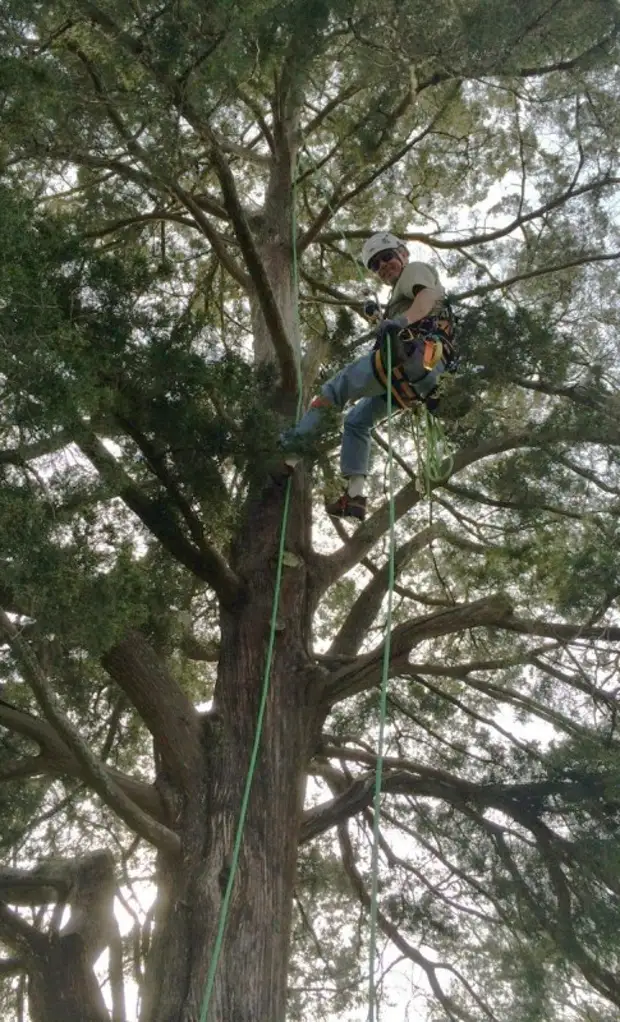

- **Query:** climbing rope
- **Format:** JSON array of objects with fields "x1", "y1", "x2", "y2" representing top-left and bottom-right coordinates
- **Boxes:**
[
  {"x1": 296, "y1": 153, "x2": 400, "y2": 1015},
  {"x1": 198, "y1": 177, "x2": 304, "y2": 1022},
  {"x1": 199, "y1": 147, "x2": 436, "y2": 1019},
  {"x1": 295, "y1": 150, "x2": 457, "y2": 1012},
  {"x1": 408, "y1": 405, "x2": 453, "y2": 497},
  {"x1": 367, "y1": 340, "x2": 396, "y2": 1022},
  {"x1": 293, "y1": 151, "x2": 400, "y2": 1016}
]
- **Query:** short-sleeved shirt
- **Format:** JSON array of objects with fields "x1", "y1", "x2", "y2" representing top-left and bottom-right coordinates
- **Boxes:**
[{"x1": 385, "y1": 262, "x2": 445, "y2": 319}]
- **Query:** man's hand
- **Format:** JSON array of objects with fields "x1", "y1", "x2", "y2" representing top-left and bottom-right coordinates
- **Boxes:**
[{"x1": 374, "y1": 315, "x2": 408, "y2": 347}]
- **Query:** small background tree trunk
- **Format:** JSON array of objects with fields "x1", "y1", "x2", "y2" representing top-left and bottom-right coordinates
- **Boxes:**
[{"x1": 28, "y1": 935, "x2": 110, "y2": 1022}]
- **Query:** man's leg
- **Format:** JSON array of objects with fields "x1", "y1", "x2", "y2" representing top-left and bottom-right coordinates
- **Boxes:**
[
  {"x1": 282, "y1": 353, "x2": 385, "y2": 455},
  {"x1": 340, "y1": 393, "x2": 389, "y2": 477},
  {"x1": 325, "y1": 393, "x2": 389, "y2": 521}
]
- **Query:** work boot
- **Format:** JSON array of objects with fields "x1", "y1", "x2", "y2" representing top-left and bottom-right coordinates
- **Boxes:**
[{"x1": 325, "y1": 492, "x2": 367, "y2": 522}]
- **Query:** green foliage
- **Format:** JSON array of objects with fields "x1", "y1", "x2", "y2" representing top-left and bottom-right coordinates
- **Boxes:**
[{"x1": 1, "y1": 1, "x2": 620, "y2": 1021}]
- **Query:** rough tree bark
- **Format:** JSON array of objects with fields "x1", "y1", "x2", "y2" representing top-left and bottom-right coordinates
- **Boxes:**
[
  {"x1": 0, "y1": 853, "x2": 121, "y2": 1022},
  {"x1": 136, "y1": 473, "x2": 319, "y2": 1022}
]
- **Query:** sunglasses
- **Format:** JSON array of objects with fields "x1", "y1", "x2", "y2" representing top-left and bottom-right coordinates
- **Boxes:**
[{"x1": 368, "y1": 249, "x2": 399, "y2": 272}]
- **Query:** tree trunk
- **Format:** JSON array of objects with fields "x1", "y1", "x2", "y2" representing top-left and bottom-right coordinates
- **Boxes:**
[
  {"x1": 251, "y1": 114, "x2": 300, "y2": 383},
  {"x1": 143, "y1": 481, "x2": 318, "y2": 1022},
  {"x1": 27, "y1": 934, "x2": 110, "y2": 1022}
]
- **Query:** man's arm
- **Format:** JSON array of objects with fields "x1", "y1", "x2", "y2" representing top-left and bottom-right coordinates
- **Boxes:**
[{"x1": 401, "y1": 287, "x2": 442, "y2": 324}]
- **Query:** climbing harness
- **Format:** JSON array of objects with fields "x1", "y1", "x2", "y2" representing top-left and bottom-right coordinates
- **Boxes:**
[{"x1": 371, "y1": 299, "x2": 458, "y2": 412}]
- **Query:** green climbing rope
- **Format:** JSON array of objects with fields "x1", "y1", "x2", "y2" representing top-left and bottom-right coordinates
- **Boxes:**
[
  {"x1": 292, "y1": 153, "x2": 398, "y2": 1017},
  {"x1": 290, "y1": 155, "x2": 451, "y2": 1014},
  {"x1": 198, "y1": 148, "x2": 405, "y2": 1020},
  {"x1": 408, "y1": 405, "x2": 453, "y2": 497},
  {"x1": 367, "y1": 339, "x2": 396, "y2": 1022},
  {"x1": 198, "y1": 176, "x2": 304, "y2": 1022}
]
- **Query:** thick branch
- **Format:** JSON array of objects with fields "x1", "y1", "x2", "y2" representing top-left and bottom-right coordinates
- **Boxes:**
[
  {"x1": 1, "y1": 852, "x2": 121, "y2": 982},
  {"x1": 203, "y1": 135, "x2": 299, "y2": 392},
  {"x1": 316, "y1": 411, "x2": 620, "y2": 590},
  {"x1": 328, "y1": 525, "x2": 438, "y2": 657},
  {"x1": 102, "y1": 631, "x2": 203, "y2": 791},
  {"x1": 324, "y1": 594, "x2": 514, "y2": 703},
  {"x1": 315, "y1": 429, "x2": 531, "y2": 589},
  {"x1": 516, "y1": 20, "x2": 620, "y2": 78},
  {"x1": 454, "y1": 249, "x2": 620, "y2": 300},
  {"x1": 0, "y1": 699, "x2": 167, "y2": 821},
  {"x1": 301, "y1": 87, "x2": 460, "y2": 252},
  {"x1": 84, "y1": 209, "x2": 198, "y2": 240},
  {"x1": 304, "y1": 759, "x2": 614, "y2": 842},
  {"x1": 501, "y1": 615, "x2": 620, "y2": 644},
  {"x1": 235, "y1": 86, "x2": 276, "y2": 154},
  {"x1": 317, "y1": 177, "x2": 620, "y2": 252},
  {"x1": 0, "y1": 431, "x2": 73, "y2": 466},
  {"x1": 0, "y1": 862, "x2": 73, "y2": 906},
  {"x1": 0, "y1": 957, "x2": 24, "y2": 977},
  {"x1": 115, "y1": 411, "x2": 228, "y2": 563},
  {"x1": 0, "y1": 902, "x2": 42, "y2": 957},
  {"x1": 78, "y1": 3, "x2": 297, "y2": 391},
  {"x1": 336, "y1": 824, "x2": 474, "y2": 1022},
  {"x1": 0, "y1": 755, "x2": 49, "y2": 782},
  {"x1": 0, "y1": 613, "x2": 180, "y2": 855},
  {"x1": 302, "y1": 83, "x2": 364, "y2": 137},
  {"x1": 69, "y1": 39, "x2": 250, "y2": 289}
]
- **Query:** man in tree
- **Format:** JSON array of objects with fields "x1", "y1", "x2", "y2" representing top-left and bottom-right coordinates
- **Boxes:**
[
  {"x1": 279, "y1": 232, "x2": 456, "y2": 521},
  {"x1": 3, "y1": 2, "x2": 620, "y2": 1020}
]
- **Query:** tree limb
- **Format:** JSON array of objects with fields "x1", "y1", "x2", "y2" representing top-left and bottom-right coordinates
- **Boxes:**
[
  {"x1": 114, "y1": 410, "x2": 229, "y2": 566},
  {"x1": 0, "y1": 431, "x2": 73, "y2": 466},
  {"x1": 0, "y1": 957, "x2": 24, "y2": 977},
  {"x1": 454, "y1": 249, "x2": 620, "y2": 301},
  {"x1": 0, "y1": 613, "x2": 180, "y2": 856},
  {"x1": 0, "y1": 901, "x2": 42, "y2": 957},
  {"x1": 200, "y1": 132, "x2": 299, "y2": 392},
  {"x1": 515, "y1": 19, "x2": 620, "y2": 78},
  {"x1": 301, "y1": 86, "x2": 460, "y2": 252},
  {"x1": 336, "y1": 823, "x2": 476, "y2": 1022},
  {"x1": 102, "y1": 631, "x2": 204, "y2": 792},
  {"x1": 316, "y1": 410, "x2": 620, "y2": 590},
  {"x1": 77, "y1": 3, "x2": 298, "y2": 391},
  {"x1": 304, "y1": 760, "x2": 616, "y2": 843},
  {"x1": 501, "y1": 615, "x2": 620, "y2": 644},
  {"x1": 0, "y1": 755, "x2": 49, "y2": 783},
  {"x1": 0, "y1": 863, "x2": 72, "y2": 906},
  {"x1": 66, "y1": 40, "x2": 251, "y2": 289},
  {"x1": 235, "y1": 86, "x2": 276, "y2": 154},
  {"x1": 327, "y1": 525, "x2": 438, "y2": 657},
  {"x1": 0, "y1": 698, "x2": 165, "y2": 820},
  {"x1": 324, "y1": 594, "x2": 514, "y2": 704},
  {"x1": 317, "y1": 177, "x2": 620, "y2": 252},
  {"x1": 301, "y1": 83, "x2": 364, "y2": 137},
  {"x1": 74, "y1": 424, "x2": 243, "y2": 610}
]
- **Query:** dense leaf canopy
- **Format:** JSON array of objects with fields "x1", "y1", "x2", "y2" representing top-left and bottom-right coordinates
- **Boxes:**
[{"x1": 1, "y1": 1, "x2": 620, "y2": 1020}]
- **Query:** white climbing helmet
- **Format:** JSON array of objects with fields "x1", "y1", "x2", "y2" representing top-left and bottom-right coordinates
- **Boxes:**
[{"x1": 361, "y1": 231, "x2": 406, "y2": 268}]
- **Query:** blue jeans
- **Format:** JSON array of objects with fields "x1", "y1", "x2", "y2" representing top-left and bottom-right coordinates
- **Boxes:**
[
  {"x1": 284, "y1": 345, "x2": 446, "y2": 477},
  {"x1": 283, "y1": 353, "x2": 390, "y2": 477}
]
